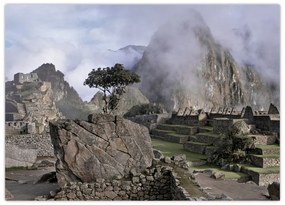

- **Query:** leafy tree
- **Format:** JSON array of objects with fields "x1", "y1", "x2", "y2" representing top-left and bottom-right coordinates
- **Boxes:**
[{"x1": 84, "y1": 63, "x2": 140, "y2": 114}]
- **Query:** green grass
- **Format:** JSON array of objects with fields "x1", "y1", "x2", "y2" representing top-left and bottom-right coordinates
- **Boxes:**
[
  {"x1": 191, "y1": 164, "x2": 248, "y2": 179},
  {"x1": 196, "y1": 132, "x2": 220, "y2": 137},
  {"x1": 199, "y1": 126, "x2": 213, "y2": 131},
  {"x1": 251, "y1": 154, "x2": 280, "y2": 158},
  {"x1": 168, "y1": 133, "x2": 189, "y2": 137},
  {"x1": 152, "y1": 129, "x2": 173, "y2": 133},
  {"x1": 151, "y1": 138, "x2": 207, "y2": 162},
  {"x1": 160, "y1": 124, "x2": 196, "y2": 129},
  {"x1": 5, "y1": 166, "x2": 37, "y2": 171},
  {"x1": 255, "y1": 144, "x2": 280, "y2": 149},
  {"x1": 152, "y1": 138, "x2": 250, "y2": 180},
  {"x1": 242, "y1": 164, "x2": 280, "y2": 174}
]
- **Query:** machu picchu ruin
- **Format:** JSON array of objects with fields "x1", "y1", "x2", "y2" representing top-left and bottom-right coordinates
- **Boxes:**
[
  {"x1": 5, "y1": 4, "x2": 280, "y2": 202},
  {"x1": 150, "y1": 104, "x2": 280, "y2": 187}
]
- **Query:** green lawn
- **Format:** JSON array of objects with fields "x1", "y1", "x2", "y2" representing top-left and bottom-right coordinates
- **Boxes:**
[
  {"x1": 151, "y1": 138, "x2": 248, "y2": 180},
  {"x1": 151, "y1": 138, "x2": 207, "y2": 162},
  {"x1": 255, "y1": 144, "x2": 280, "y2": 149},
  {"x1": 251, "y1": 154, "x2": 280, "y2": 158},
  {"x1": 241, "y1": 164, "x2": 280, "y2": 174},
  {"x1": 191, "y1": 164, "x2": 248, "y2": 179},
  {"x1": 160, "y1": 124, "x2": 196, "y2": 129}
]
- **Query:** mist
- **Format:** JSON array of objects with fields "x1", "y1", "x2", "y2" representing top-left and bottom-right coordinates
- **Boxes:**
[{"x1": 5, "y1": 5, "x2": 280, "y2": 104}]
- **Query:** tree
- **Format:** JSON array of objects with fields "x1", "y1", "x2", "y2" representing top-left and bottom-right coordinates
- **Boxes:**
[{"x1": 84, "y1": 63, "x2": 140, "y2": 114}]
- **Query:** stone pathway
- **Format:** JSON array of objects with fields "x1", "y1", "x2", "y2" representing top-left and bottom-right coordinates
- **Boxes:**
[
  {"x1": 195, "y1": 173, "x2": 269, "y2": 200},
  {"x1": 5, "y1": 167, "x2": 59, "y2": 200}
]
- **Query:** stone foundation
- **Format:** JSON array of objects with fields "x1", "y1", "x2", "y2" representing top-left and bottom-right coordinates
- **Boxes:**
[
  {"x1": 250, "y1": 155, "x2": 280, "y2": 168},
  {"x1": 5, "y1": 144, "x2": 38, "y2": 168},
  {"x1": 54, "y1": 165, "x2": 191, "y2": 200},
  {"x1": 183, "y1": 142, "x2": 208, "y2": 154},
  {"x1": 242, "y1": 169, "x2": 280, "y2": 187},
  {"x1": 127, "y1": 114, "x2": 170, "y2": 130}
]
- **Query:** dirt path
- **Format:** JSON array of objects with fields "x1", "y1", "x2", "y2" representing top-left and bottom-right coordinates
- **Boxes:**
[
  {"x1": 195, "y1": 173, "x2": 269, "y2": 200},
  {"x1": 5, "y1": 167, "x2": 59, "y2": 200}
]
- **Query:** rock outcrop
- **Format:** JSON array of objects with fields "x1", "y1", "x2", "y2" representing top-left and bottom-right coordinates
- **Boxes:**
[
  {"x1": 49, "y1": 114, "x2": 154, "y2": 187},
  {"x1": 267, "y1": 182, "x2": 280, "y2": 200},
  {"x1": 33, "y1": 63, "x2": 91, "y2": 120}
]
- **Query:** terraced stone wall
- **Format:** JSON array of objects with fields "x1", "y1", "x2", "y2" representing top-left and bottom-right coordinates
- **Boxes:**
[
  {"x1": 5, "y1": 134, "x2": 54, "y2": 157},
  {"x1": 54, "y1": 165, "x2": 191, "y2": 201},
  {"x1": 127, "y1": 114, "x2": 169, "y2": 130}
]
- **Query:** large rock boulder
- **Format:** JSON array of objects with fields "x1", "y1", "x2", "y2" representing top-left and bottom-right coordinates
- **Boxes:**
[
  {"x1": 50, "y1": 114, "x2": 154, "y2": 187},
  {"x1": 267, "y1": 182, "x2": 280, "y2": 200},
  {"x1": 231, "y1": 120, "x2": 251, "y2": 135}
]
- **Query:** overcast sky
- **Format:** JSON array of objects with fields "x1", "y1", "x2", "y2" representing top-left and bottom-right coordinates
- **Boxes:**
[{"x1": 5, "y1": 4, "x2": 280, "y2": 101}]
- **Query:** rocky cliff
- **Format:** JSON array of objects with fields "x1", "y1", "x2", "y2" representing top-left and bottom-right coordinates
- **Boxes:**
[
  {"x1": 134, "y1": 10, "x2": 277, "y2": 111},
  {"x1": 49, "y1": 114, "x2": 154, "y2": 187},
  {"x1": 33, "y1": 63, "x2": 91, "y2": 119}
]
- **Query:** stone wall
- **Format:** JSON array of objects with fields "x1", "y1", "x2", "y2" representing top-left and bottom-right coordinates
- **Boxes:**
[
  {"x1": 5, "y1": 134, "x2": 54, "y2": 157},
  {"x1": 212, "y1": 118, "x2": 233, "y2": 134},
  {"x1": 5, "y1": 121, "x2": 36, "y2": 135},
  {"x1": 126, "y1": 113, "x2": 170, "y2": 130},
  {"x1": 54, "y1": 165, "x2": 191, "y2": 200},
  {"x1": 14, "y1": 72, "x2": 39, "y2": 84},
  {"x1": 5, "y1": 144, "x2": 38, "y2": 168},
  {"x1": 254, "y1": 115, "x2": 271, "y2": 131}
]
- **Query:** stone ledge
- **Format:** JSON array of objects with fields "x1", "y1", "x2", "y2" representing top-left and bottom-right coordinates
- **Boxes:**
[
  {"x1": 250, "y1": 155, "x2": 280, "y2": 168},
  {"x1": 183, "y1": 142, "x2": 209, "y2": 154}
]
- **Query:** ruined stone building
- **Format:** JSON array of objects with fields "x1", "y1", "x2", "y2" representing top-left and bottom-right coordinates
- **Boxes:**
[
  {"x1": 170, "y1": 104, "x2": 279, "y2": 135},
  {"x1": 5, "y1": 72, "x2": 63, "y2": 134}
]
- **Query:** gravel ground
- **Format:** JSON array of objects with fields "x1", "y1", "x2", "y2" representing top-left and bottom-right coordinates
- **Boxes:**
[
  {"x1": 5, "y1": 167, "x2": 59, "y2": 200},
  {"x1": 195, "y1": 172, "x2": 269, "y2": 200}
]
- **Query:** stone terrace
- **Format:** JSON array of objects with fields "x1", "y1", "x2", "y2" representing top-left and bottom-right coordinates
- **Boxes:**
[{"x1": 150, "y1": 106, "x2": 280, "y2": 187}]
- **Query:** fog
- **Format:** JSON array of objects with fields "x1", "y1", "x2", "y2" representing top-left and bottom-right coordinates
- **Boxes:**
[{"x1": 5, "y1": 5, "x2": 280, "y2": 103}]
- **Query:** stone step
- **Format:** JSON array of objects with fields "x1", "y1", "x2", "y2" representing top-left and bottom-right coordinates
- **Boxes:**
[
  {"x1": 183, "y1": 141, "x2": 210, "y2": 154},
  {"x1": 205, "y1": 146, "x2": 218, "y2": 157},
  {"x1": 250, "y1": 154, "x2": 280, "y2": 168},
  {"x1": 198, "y1": 126, "x2": 213, "y2": 133},
  {"x1": 151, "y1": 129, "x2": 189, "y2": 144},
  {"x1": 240, "y1": 165, "x2": 280, "y2": 186},
  {"x1": 248, "y1": 134, "x2": 276, "y2": 145},
  {"x1": 156, "y1": 124, "x2": 198, "y2": 135},
  {"x1": 193, "y1": 133, "x2": 221, "y2": 145},
  {"x1": 151, "y1": 129, "x2": 172, "y2": 137},
  {"x1": 252, "y1": 144, "x2": 280, "y2": 155}
]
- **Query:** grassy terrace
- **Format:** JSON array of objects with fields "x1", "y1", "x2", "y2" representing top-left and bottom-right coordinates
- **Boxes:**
[
  {"x1": 159, "y1": 124, "x2": 196, "y2": 129},
  {"x1": 251, "y1": 154, "x2": 280, "y2": 158},
  {"x1": 196, "y1": 132, "x2": 220, "y2": 137},
  {"x1": 191, "y1": 164, "x2": 248, "y2": 179},
  {"x1": 198, "y1": 126, "x2": 214, "y2": 131},
  {"x1": 255, "y1": 144, "x2": 280, "y2": 149},
  {"x1": 241, "y1": 164, "x2": 280, "y2": 174},
  {"x1": 151, "y1": 138, "x2": 207, "y2": 162}
]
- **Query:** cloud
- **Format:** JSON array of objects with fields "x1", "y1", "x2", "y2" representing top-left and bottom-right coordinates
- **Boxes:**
[{"x1": 5, "y1": 4, "x2": 280, "y2": 102}]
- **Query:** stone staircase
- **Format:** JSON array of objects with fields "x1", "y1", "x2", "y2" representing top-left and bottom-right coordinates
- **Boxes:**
[{"x1": 241, "y1": 136, "x2": 280, "y2": 186}]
